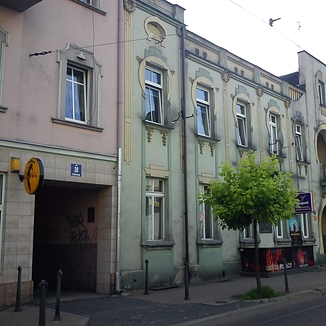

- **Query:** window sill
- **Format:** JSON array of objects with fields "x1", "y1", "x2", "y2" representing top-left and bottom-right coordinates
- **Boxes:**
[
  {"x1": 196, "y1": 134, "x2": 220, "y2": 143},
  {"x1": 198, "y1": 239, "x2": 223, "y2": 248},
  {"x1": 302, "y1": 237, "x2": 316, "y2": 244},
  {"x1": 143, "y1": 240, "x2": 174, "y2": 251},
  {"x1": 142, "y1": 120, "x2": 174, "y2": 131},
  {"x1": 0, "y1": 105, "x2": 8, "y2": 113},
  {"x1": 275, "y1": 237, "x2": 291, "y2": 245},
  {"x1": 71, "y1": 0, "x2": 106, "y2": 15},
  {"x1": 52, "y1": 118, "x2": 104, "y2": 132}
]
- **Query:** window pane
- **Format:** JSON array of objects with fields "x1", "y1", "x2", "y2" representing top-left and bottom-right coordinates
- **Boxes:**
[
  {"x1": 65, "y1": 80, "x2": 73, "y2": 119},
  {"x1": 197, "y1": 104, "x2": 209, "y2": 136},
  {"x1": 153, "y1": 197, "x2": 163, "y2": 240},
  {"x1": 236, "y1": 104, "x2": 245, "y2": 116},
  {"x1": 237, "y1": 118, "x2": 247, "y2": 146},
  {"x1": 0, "y1": 175, "x2": 2, "y2": 205},
  {"x1": 196, "y1": 89, "x2": 208, "y2": 102},
  {"x1": 204, "y1": 201, "x2": 213, "y2": 238},
  {"x1": 145, "y1": 87, "x2": 161, "y2": 123}
]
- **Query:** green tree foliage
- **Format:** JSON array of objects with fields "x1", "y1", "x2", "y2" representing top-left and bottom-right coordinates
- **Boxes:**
[{"x1": 199, "y1": 152, "x2": 298, "y2": 291}]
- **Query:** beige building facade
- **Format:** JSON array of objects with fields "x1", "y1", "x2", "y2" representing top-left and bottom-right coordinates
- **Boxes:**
[{"x1": 0, "y1": 0, "x2": 121, "y2": 306}]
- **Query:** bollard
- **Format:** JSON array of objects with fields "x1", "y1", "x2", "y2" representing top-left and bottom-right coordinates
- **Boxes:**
[
  {"x1": 38, "y1": 280, "x2": 48, "y2": 326},
  {"x1": 144, "y1": 259, "x2": 149, "y2": 295},
  {"x1": 184, "y1": 258, "x2": 189, "y2": 300},
  {"x1": 53, "y1": 269, "x2": 63, "y2": 321},
  {"x1": 283, "y1": 258, "x2": 289, "y2": 293},
  {"x1": 14, "y1": 266, "x2": 22, "y2": 312}
]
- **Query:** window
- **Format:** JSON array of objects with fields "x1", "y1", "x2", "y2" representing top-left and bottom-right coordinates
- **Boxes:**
[
  {"x1": 78, "y1": 0, "x2": 100, "y2": 8},
  {"x1": 145, "y1": 68, "x2": 163, "y2": 124},
  {"x1": 0, "y1": 174, "x2": 4, "y2": 268},
  {"x1": 199, "y1": 186, "x2": 214, "y2": 239},
  {"x1": 243, "y1": 223, "x2": 253, "y2": 239},
  {"x1": 295, "y1": 124, "x2": 303, "y2": 161},
  {"x1": 236, "y1": 103, "x2": 248, "y2": 146},
  {"x1": 0, "y1": 27, "x2": 8, "y2": 107},
  {"x1": 197, "y1": 88, "x2": 210, "y2": 136},
  {"x1": 318, "y1": 80, "x2": 325, "y2": 106},
  {"x1": 65, "y1": 65, "x2": 87, "y2": 123},
  {"x1": 146, "y1": 178, "x2": 165, "y2": 240},
  {"x1": 56, "y1": 44, "x2": 102, "y2": 129},
  {"x1": 276, "y1": 221, "x2": 283, "y2": 238},
  {"x1": 269, "y1": 114, "x2": 279, "y2": 155},
  {"x1": 299, "y1": 214, "x2": 309, "y2": 238}
]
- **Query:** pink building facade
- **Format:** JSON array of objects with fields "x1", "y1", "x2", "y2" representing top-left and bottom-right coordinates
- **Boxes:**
[{"x1": 0, "y1": 0, "x2": 121, "y2": 306}]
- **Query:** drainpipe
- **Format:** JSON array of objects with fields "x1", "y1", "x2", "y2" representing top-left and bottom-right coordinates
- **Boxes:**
[
  {"x1": 115, "y1": 0, "x2": 124, "y2": 294},
  {"x1": 181, "y1": 24, "x2": 190, "y2": 300}
]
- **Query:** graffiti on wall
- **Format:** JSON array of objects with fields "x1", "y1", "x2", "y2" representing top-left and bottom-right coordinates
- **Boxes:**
[
  {"x1": 34, "y1": 225, "x2": 59, "y2": 242},
  {"x1": 66, "y1": 213, "x2": 98, "y2": 246}
]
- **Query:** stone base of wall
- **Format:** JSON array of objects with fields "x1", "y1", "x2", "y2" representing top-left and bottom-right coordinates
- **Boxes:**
[{"x1": 0, "y1": 281, "x2": 33, "y2": 308}]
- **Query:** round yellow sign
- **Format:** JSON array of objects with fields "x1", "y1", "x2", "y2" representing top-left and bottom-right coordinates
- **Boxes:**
[{"x1": 23, "y1": 158, "x2": 44, "y2": 195}]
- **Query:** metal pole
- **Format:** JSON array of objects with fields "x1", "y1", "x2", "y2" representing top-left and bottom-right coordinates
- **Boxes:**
[
  {"x1": 184, "y1": 259, "x2": 189, "y2": 300},
  {"x1": 38, "y1": 280, "x2": 48, "y2": 326},
  {"x1": 283, "y1": 258, "x2": 289, "y2": 293},
  {"x1": 14, "y1": 266, "x2": 22, "y2": 312},
  {"x1": 144, "y1": 259, "x2": 149, "y2": 295},
  {"x1": 54, "y1": 270, "x2": 63, "y2": 321}
]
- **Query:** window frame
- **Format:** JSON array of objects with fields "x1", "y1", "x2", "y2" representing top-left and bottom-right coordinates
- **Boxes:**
[
  {"x1": 55, "y1": 43, "x2": 103, "y2": 130},
  {"x1": 145, "y1": 67, "x2": 163, "y2": 125},
  {"x1": 0, "y1": 27, "x2": 9, "y2": 107},
  {"x1": 276, "y1": 221, "x2": 283, "y2": 239},
  {"x1": 146, "y1": 178, "x2": 165, "y2": 241},
  {"x1": 269, "y1": 113, "x2": 279, "y2": 155},
  {"x1": 0, "y1": 174, "x2": 4, "y2": 269},
  {"x1": 196, "y1": 87, "x2": 211, "y2": 137},
  {"x1": 295, "y1": 124, "x2": 304, "y2": 161},
  {"x1": 298, "y1": 213, "x2": 309, "y2": 239},
  {"x1": 243, "y1": 223, "x2": 253, "y2": 239},
  {"x1": 65, "y1": 65, "x2": 88, "y2": 123},
  {"x1": 199, "y1": 185, "x2": 214, "y2": 240},
  {"x1": 236, "y1": 102, "x2": 248, "y2": 146},
  {"x1": 318, "y1": 80, "x2": 326, "y2": 106}
]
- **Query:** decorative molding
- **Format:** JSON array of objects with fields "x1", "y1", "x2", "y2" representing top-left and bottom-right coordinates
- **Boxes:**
[
  {"x1": 198, "y1": 140, "x2": 205, "y2": 155},
  {"x1": 284, "y1": 98, "x2": 291, "y2": 108},
  {"x1": 124, "y1": 0, "x2": 136, "y2": 12},
  {"x1": 239, "y1": 150, "x2": 244, "y2": 158},
  {"x1": 146, "y1": 127, "x2": 154, "y2": 143},
  {"x1": 278, "y1": 159, "x2": 283, "y2": 171},
  {"x1": 221, "y1": 70, "x2": 230, "y2": 83},
  {"x1": 160, "y1": 130, "x2": 168, "y2": 146},
  {"x1": 256, "y1": 86, "x2": 264, "y2": 97},
  {"x1": 208, "y1": 142, "x2": 215, "y2": 157}
]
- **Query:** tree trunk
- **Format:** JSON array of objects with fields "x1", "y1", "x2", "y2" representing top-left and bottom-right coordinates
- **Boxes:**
[{"x1": 253, "y1": 220, "x2": 262, "y2": 292}]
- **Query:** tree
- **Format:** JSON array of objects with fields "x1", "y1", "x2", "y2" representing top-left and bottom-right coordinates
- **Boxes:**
[{"x1": 199, "y1": 152, "x2": 298, "y2": 291}]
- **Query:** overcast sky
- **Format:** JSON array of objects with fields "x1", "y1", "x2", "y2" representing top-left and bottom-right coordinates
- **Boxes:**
[{"x1": 174, "y1": 0, "x2": 324, "y2": 76}]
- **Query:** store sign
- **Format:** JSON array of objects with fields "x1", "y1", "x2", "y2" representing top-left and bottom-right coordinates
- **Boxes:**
[
  {"x1": 295, "y1": 192, "x2": 314, "y2": 213},
  {"x1": 23, "y1": 158, "x2": 44, "y2": 195},
  {"x1": 71, "y1": 164, "x2": 82, "y2": 177}
]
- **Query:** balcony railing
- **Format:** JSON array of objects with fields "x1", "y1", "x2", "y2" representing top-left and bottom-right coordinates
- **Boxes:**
[{"x1": 0, "y1": 0, "x2": 42, "y2": 12}]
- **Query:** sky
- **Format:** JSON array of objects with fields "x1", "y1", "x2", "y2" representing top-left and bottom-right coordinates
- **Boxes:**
[{"x1": 174, "y1": 0, "x2": 324, "y2": 76}]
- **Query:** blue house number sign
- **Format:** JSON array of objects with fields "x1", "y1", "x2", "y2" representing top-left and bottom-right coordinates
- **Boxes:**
[{"x1": 71, "y1": 164, "x2": 82, "y2": 177}]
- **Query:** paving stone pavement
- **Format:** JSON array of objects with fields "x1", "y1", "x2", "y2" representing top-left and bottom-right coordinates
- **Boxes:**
[{"x1": 1, "y1": 267, "x2": 326, "y2": 326}]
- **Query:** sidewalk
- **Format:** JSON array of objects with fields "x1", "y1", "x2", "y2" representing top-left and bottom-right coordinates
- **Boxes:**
[{"x1": 1, "y1": 267, "x2": 326, "y2": 326}]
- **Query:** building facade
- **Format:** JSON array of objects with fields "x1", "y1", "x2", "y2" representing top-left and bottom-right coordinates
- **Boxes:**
[
  {"x1": 118, "y1": 0, "x2": 317, "y2": 292},
  {"x1": 0, "y1": 0, "x2": 121, "y2": 306}
]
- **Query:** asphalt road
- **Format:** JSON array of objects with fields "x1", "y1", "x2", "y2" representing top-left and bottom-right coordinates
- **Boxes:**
[{"x1": 200, "y1": 295, "x2": 326, "y2": 326}]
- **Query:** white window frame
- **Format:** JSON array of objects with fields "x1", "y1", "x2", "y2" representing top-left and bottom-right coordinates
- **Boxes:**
[
  {"x1": 146, "y1": 178, "x2": 165, "y2": 241},
  {"x1": 299, "y1": 213, "x2": 309, "y2": 238},
  {"x1": 236, "y1": 103, "x2": 247, "y2": 146},
  {"x1": 145, "y1": 68, "x2": 163, "y2": 124},
  {"x1": 243, "y1": 223, "x2": 253, "y2": 239},
  {"x1": 200, "y1": 186, "x2": 214, "y2": 239},
  {"x1": 0, "y1": 174, "x2": 4, "y2": 269},
  {"x1": 0, "y1": 27, "x2": 8, "y2": 106},
  {"x1": 318, "y1": 80, "x2": 325, "y2": 106},
  {"x1": 196, "y1": 88, "x2": 211, "y2": 137},
  {"x1": 295, "y1": 124, "x2": 303, "y2": 161},
  {"x1": 78, "y1": 0, "x2": 101, "y2": 9},
  {"x1": 276, "y1": 221, "x2": 283, "y2": 238},
  {"x1": 269, "y1": 114, "x2": 279, "y2": 155},
  {"x1": 65, "y1": 65, "x2": 87, "y2": 123}
]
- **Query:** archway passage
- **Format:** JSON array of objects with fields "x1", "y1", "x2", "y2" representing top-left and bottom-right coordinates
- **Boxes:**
[{"x1": 32, "y1": 184, "x2": 99, "y2": 291}]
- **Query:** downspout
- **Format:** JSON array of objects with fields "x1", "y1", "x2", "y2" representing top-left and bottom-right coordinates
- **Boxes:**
[
  {"x1": 181, "y1": 24, "x2": 190, "y2": 300},
  {"x1": 115, "y1": 0, "x2": 124, "y2": 294}
]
